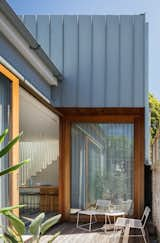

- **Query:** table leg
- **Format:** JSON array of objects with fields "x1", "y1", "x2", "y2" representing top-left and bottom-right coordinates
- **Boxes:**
[
  {"x1": 76, "y1": 213, "x2": 79, "y2": 228},
  {"x1": 89, "y1": 214, "x2": 92, "y2": 232},
  {"x1": 105, "y1": 214, "x2": 107, "y2": 233}
]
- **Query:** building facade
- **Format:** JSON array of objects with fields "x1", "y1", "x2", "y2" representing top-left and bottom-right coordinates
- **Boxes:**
[{"x1": 0, "y1": 0, "x2": 149, "y2": 223}]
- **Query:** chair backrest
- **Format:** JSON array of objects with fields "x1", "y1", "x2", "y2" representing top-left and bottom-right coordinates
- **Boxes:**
[
  {"x1": 96, "y1": 199, "x2": 111, "y2": 209},
  {"x1": 120, "y1": 200, "x2": 132, "y2": 214},
  {"x1": 141, "y1": 206, "x2": 151, "y2": 227}
]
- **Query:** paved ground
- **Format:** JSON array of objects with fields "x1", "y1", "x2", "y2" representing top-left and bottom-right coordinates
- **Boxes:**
[{"x1": 39, "y1": 222, "x2": 150, "y2": 243}]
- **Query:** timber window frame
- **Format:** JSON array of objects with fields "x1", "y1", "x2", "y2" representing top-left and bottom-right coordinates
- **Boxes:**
[
  {"x1": 0, "y1": 64, "x2": 19, "y2": 213},
  {"x1": 58, "y1": 108, "x2": 145, "y2": 220}
]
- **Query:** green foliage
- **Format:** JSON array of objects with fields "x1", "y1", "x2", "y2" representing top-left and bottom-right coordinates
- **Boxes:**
[
  {"x1": 0, "y1": 129, "x2": 61, "y2": 242},
  {"x1": 29, "y1": 213, "x2": 45, "y2": 239},
  {"x1": 0, "y1": 160, "x2": 29, "y2": 177},
  {"x1": 40, "y1": 214, "x2": 61, "y2": 235},
  {"x1": 149, "y1": 93, "x2": 160, "y2": 143},
  {"x1": 29, "y1": 213, "x2": 61, "y2": 242},
  {"x1": 3, "y1": 211, "x2": 25, "y2": 235}
]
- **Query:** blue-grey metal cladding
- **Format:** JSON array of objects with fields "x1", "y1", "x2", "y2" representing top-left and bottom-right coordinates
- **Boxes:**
[
  {"x1": 0, "y1": 33, "x2": 51, "y2": 100},
  {"x1": 21, "y1": 14, "x2": 148, "y2": 108}
]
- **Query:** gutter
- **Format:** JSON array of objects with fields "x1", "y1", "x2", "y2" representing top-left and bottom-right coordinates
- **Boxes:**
[
  {"x1": 0, "y1": 56, "x2": 50, "y2": 103},
  {"x1": 0, "y1": 0, "x2": 63, "y2": 84}
]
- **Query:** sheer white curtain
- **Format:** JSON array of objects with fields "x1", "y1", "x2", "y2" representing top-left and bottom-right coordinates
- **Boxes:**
[{"x1": 71, "y1": 123, "x2": 134, "y2": 213}]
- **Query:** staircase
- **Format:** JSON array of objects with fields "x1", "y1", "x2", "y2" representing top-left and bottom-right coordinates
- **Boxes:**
[{"x1": 19, "y1": 140, "x2": 59, "y2": 185}]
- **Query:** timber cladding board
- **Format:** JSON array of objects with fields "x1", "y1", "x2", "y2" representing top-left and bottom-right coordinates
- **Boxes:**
[{"x1": 58, "y1": 108, "x2": 145, "y2": 220}]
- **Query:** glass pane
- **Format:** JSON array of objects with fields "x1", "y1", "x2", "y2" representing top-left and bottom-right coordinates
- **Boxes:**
[
  {"x1": 19, "y1": 88, "x2": 59, "y2": 221},
  {"x1": 71, "y1": 123, "x2": 134, "y2": 215}
]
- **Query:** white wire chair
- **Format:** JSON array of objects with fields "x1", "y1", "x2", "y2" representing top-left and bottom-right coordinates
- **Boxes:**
[
  {"x1": 76, "y1": 199, "x2": 111, "y2": 232},
  {"x1": 114, "y1": 206, "x2": 151, "y2": 243}
]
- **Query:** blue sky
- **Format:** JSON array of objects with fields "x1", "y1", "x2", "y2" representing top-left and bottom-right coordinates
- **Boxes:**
[{"x1": 7, "y1": 0, "x2": 160, "y2": 99}]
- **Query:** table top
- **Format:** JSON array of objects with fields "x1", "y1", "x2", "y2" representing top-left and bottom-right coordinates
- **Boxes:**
[
  {"x1": 78, "y1": 209, "x2": 125, "y2": 216},
  {"x1": 105, "y1": 211, "x2": 125, "y2": 216}
]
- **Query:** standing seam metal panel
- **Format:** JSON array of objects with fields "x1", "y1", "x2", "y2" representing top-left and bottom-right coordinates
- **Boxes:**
[{"x1": 22, "y1": 15, "x2": 147, "y2": 108}]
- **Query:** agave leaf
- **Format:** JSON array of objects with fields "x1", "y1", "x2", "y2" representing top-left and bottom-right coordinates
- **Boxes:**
[
  {"x1": 0, "y1": 234, "x2": 9, "y2": 243},
  {"x1": 3, "y1": 231, "x2": 18, "y2": 243},
  {"x1": 0, "y1": 132, "x2": 23, "y2": 158},
  {"x1": 21, "y1": 216, "x2": 34, "y2": 222},
  {"x1": 0, "y1": 129, "x2": 8, "y2": 144},
  {"x1": 3, "y1": 211, "x2": 25, "y2": 235},
  {"x1": 29, "y1": 213, "x2": 45, "y2": 238},
  {"x1": 41, "y1": 214, "x2": 61, "y2": 235},
  {"x1": 7, "y1": 227, "x2": 20, "y2": 241},
  {"x1": 0, "y1": 205, "x2": 25, "y2": 214},
  {"x1": 0, "y1": 159, "x2": 29, "y2": 176},
  {"x1": 47, "y1": 231, "x2": 60, "y2": 243}
]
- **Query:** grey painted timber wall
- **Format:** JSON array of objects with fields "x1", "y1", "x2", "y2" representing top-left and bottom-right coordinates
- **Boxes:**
[{"x1": 21, "y1": 14, "x2": 148, "y2": 108}]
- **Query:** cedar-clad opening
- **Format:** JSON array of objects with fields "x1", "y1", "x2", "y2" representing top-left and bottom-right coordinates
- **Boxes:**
[{"x1": 58, "y1": 108, "x2": 144, "y2": 221}]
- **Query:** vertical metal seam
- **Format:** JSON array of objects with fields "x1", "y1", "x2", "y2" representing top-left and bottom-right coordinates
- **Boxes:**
[
  {"x1": 35, "y1": 15, "x2": 38, "y2": 42},
  {"x1": 104, "y1": 16, "x2": 107, "y2": 106},
  {"x1": 90, "y1": 16, "x2": 93, "y2": 107},
  {"x1": 49, "y1": 15, "x2": 51, "y2": 59},
  {"x1": 61, "y1": 15, "x2": 64, "y2": 106},
  {"x1": 118, "y1": 16, "x2": 121, "y2": 106},
  {"x1": 76, "y1": 16, "x2": 79, "y2": 107},
  {"x1": 143, "y1": 16, "x2": 145, "y2": 107},
  {"x1": 132, "y1": 16, "x2": 135, "y2": 107}
]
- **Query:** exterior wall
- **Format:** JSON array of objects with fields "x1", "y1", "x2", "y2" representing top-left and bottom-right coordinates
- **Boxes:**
[
  {"x1": 152, "y1": 166, "x2": 160, "y2": 238},
  {"x1": 21, "y1": 14, "x2": 148, "y2": 108},
  {"x1": 152, "y1": 136, "x2": 160, "y2": 237},
  {"x1": 0, "y1": 33, "x2": 51, "y2": 100}
]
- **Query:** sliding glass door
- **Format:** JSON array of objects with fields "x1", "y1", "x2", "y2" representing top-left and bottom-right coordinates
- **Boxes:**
[{"x1": 71, "y1": 123, "x2": 134, "y2": 214}]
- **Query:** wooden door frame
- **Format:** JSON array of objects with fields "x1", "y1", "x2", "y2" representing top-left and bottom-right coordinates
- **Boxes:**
[
  {"x1": 0, "y1": 64, "x2": 19, "y2": 214},
  {"x1": 58, "y1": 107, "x2": 145, "y2": 220}
]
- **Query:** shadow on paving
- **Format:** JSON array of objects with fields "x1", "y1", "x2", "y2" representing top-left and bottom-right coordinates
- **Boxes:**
[{"x1": 39, "y1": 222, "x2": 151, "y2": 243}]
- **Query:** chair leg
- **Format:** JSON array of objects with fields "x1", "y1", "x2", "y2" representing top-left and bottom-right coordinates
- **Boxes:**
[
  {"x1": 141, "y1": 228, "x2": 147, "y2": 243},
  {"x1": 89, "y1": 214, "x2": 92, "y2": 232},
  {"x1": 94, "y1": 214, "x2": 97, "y2": 222},
  {"x1": 76, "y1": 213, "x2": 79, "y2": 228}
]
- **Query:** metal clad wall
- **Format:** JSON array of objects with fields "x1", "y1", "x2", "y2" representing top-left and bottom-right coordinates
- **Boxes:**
[
  {"x1": 78, "y1": 16, "x2": 92, "y2": 106},
  {"x1": 106, "y1": 16, "x2": 119, "y2": 106},
  {"x1": 63, "y1": 16, "x2": 78, "y2": 106},
  {"x1": 92, "y1": 16, "x2": 105, "y2": 107},
  {"x1": 37, "y1": 16, "x2": 50, "y2": 56},
  {"x1": 0, "y1": 33, "x2": 51, "y2": 99},
  {"x1": 120, "y1": 16, "x2": 133, "y2": 107},
  {"x1": 22, "y1": 15, "x2": 147, "y2": 108},
  {"x1": 134, "y1": 15, "x2": 145, "y2": 107}
]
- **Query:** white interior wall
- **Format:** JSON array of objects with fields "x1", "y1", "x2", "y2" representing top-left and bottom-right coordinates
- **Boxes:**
[{"x1": 19, "y1": 88, "x2": 59, "y2": 186}]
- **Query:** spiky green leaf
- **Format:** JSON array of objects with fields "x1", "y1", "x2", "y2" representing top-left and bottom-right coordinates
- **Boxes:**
[
  {"x1": 3, "y1": 211, "x2": 25, "y2": 235},
  {"x1": 0, "y1": 132, "x2": 23, "y2": 158},
  {"x1": 40, "y1": 214, "x2": 61, "y2": 235},
  {"x1": 7, "y1": 227, "x2": 20, "y2": 242},
  {"x1": 0, "y1": 159, "x2": 29, "y2": 176},
  {"x1": 0, "y1": 205, "x2": 25, "y2": 214},
  {"x1": 47, "y1": 231, "x2": 60, "y2": 243},
  {"x1": 29, "y1": 213, "x2": 45, "y2": 238},
  {"x1": 0, "y1": 129, "x2": 8, "y2": 144},
  {"x1": 3, "y1": 231, "x2": 18, "y2": 243}
]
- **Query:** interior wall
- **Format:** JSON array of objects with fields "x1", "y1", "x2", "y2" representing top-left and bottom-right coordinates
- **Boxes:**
[{"x1": 19, "y1": 87, "x2": 59, "y2": 186}]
